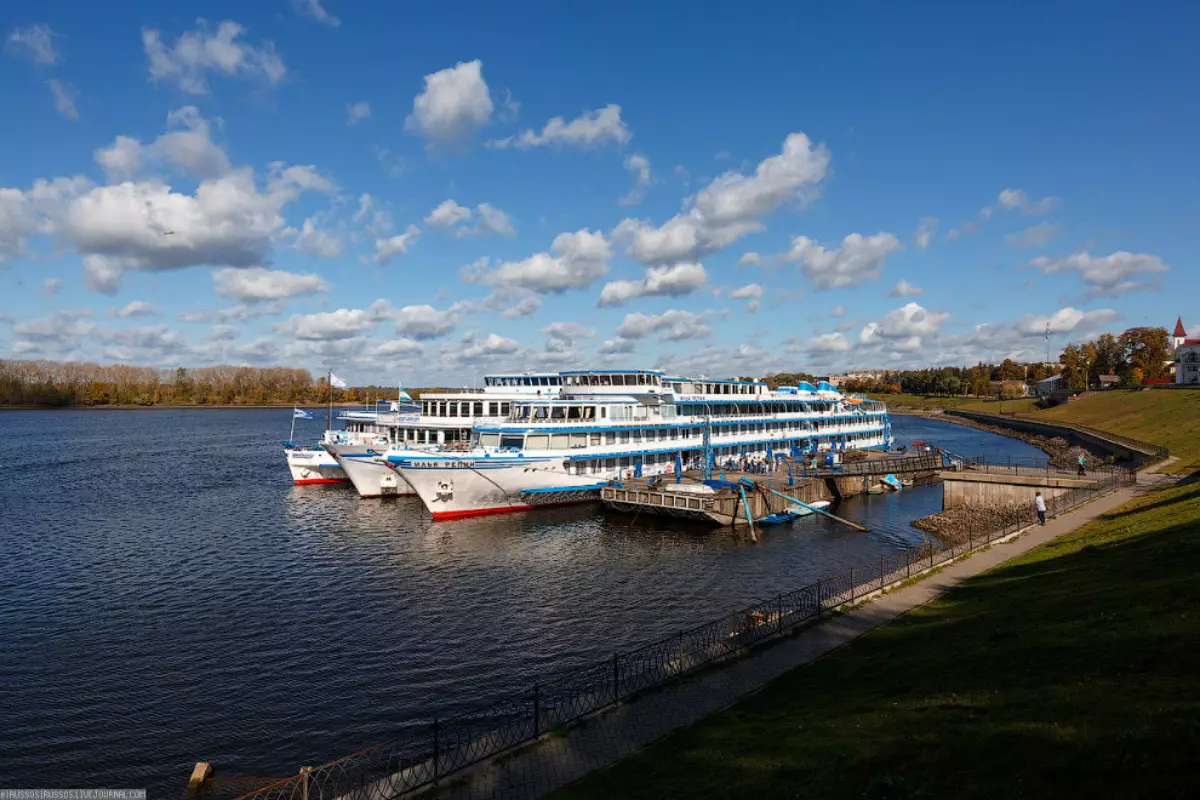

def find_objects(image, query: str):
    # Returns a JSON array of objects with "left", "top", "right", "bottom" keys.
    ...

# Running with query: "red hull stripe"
[
  {"left": 430, "top": 498, "right": 591, "bottom": 521},
  {"left": 293, "top": 477, "right": 348, "bottom": 485}
]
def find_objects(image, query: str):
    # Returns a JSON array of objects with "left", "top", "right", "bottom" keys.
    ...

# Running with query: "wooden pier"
[{"left": 601, "top": 452, "right": 945, "bottom": 527}]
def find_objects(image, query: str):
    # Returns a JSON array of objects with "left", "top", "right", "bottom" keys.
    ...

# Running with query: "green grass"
[
  {"left": 1029, "top": 389, "right": 1200, "bottom": 474},
  {"left": 552, "top": 481, "right": 1200, "bottom": 800},
  {"left": 878, "top": 393, "right": 1042, "bottom": 414}
]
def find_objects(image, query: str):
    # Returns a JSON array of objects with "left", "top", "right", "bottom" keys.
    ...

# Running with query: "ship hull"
[
  {"left": 286, "top": 448, "right": 348, "bottom": 485},
  {"left": 324, "top": 442, "right": 415, "bottom": 497}
]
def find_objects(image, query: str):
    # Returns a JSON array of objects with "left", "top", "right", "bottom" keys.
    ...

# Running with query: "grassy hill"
[
  {"left": 553, "top": 480, "right": 1200, "bottom": 800},
  {"left": 1033, "top": 389, "right": 1199, "bottom": 474}
]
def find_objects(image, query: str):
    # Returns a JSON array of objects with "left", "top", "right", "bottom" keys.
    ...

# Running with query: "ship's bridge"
[{"left": 560, "top": 369, "right": 666, "bottom": 395}]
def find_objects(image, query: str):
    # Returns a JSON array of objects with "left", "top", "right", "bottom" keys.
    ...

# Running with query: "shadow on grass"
[{"left": 551, "top": 484, "right": 1200, "bottom": 800}]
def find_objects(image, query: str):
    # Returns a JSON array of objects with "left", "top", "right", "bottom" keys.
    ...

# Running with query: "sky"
[{"left": 2, "top": 1, "right": 1198, "bottom": 385}]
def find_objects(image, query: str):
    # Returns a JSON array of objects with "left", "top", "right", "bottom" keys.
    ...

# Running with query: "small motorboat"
[
  {"left": 881, "top": 473, "right": 903, "bottom": 491},
  {"left": 758, "top": 500, "right": 831, "bottom": 526}
]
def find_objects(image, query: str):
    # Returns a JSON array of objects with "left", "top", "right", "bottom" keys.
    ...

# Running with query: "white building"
[{"left": 1175, "top": 320, "right": 1200, "bottom": 385}]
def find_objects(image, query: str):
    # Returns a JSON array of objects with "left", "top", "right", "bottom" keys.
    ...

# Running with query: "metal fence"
[{"left": 230, "top": 469, "right": 1139, "bottom": 800}]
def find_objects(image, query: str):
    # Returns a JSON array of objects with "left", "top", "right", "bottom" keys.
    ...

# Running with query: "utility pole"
[{"left": 1045, "top": 323, "right": 1050, "bottom": 366}]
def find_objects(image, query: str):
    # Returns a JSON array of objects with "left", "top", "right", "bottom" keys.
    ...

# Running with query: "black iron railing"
[{"left": 230, "top": 469, "right": 1138, "bottom": 800}]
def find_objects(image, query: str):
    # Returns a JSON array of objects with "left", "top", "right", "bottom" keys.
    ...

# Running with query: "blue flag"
[{"left": 293, "top": 408, "right": 313, "bottom": 419}]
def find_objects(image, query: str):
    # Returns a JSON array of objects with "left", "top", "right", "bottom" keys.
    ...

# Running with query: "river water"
[{"left": 0, "top": 410, "right": 1043, "bottom": 793}]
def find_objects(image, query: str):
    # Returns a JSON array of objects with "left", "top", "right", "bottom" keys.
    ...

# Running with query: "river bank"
[{"left": 895, "top": 409, "right": 1104, "bottom": 469}]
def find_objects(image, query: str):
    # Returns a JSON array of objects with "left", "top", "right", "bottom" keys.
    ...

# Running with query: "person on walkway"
[
  {"left": 1077, "top": 453, "right": 1087, "bottom": 476},
  {"left": 1035, "top": 491, "right": 1046, "bottom": 525}
]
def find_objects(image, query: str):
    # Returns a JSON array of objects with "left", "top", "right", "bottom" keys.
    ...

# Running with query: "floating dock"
[{"left": 601, "top": 453, "right": 944, "bottom": 527}]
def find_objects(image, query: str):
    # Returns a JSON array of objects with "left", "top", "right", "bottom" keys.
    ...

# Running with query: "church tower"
[{"left": 1174, "top": 317, "right": 1188, "bottom": 350}]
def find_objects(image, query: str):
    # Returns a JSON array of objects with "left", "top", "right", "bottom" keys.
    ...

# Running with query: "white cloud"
[
  {"left": 6, "top": 24, "right": 61, "bottom": 65},
  {"left": 997, "top": 188, "right": 1060, "bottom": 215},
  {"left": 619, "top": 153, "right": 652, "bottom": 205},
  {"left": 1015, "top": 307, "right": 1120, "bottom": 335},
  {"left": 58, "top": 164, "right": 328, "bottom": 292},
  {"left": 392, "top": 304, "right": 459, "bottom": 340},
  {"left": 272, "top": 301, "right": 389, "bottom": 340},
  {"left": 599, "top": 337, "right": 636, "bottom": 355},
  {"left": 1025, "top": 250, "right": 1169, "bottom": 296},
  {"left": 461, "top": 332, "right": 520, "bottom": 359},
  {"left": 806, "top": 332, "right": 851, "bottom": 353},
  {"left": 372, "top": 225, "right": 421, "bottom": 263},
  {"left": 730, "top": 283, "right": 763, "bottom": 300},
  {"left": 113, "top": 300, "right": 161, "bottom": 318},
  {"left": 424, "top": 199, "right": 515, "bottom": 238},
  {"left": 213, "top": 266, "right": 329, "bottom": 302},
  {"left": 489, "top": 104, "right": 630, "bottom": 150},
  {"left": 345, "top": 101, "right": 371, "bottom": 125},
  {"left": 290, "top": 215, "right": 342, "bottom": 258},
  {"left": 1005, "top": 222, "right": 1058, "bottom": 248},
  {"left": 472, "top": 203, "right": 515, "bottom": 237},
  {"left": 294, "top": 0, "right": 341, "bottom": 27},
  {"left": 47, "top": 80, "right": 78, "bottom": 120},
  {"left": 95, "top": 106, "right": 231, "bottom": 181},
  {"left": 888, "top": 279, "right": 924, "bottom": 298},
  {"left": 43, "top": 278, "right": 62, "bottom": 296},
  {"left": 737, "top": 252, "right": 761, "bottom": 268},
  {"left": 998, "top": 189, "right": 1025, "bottom": 209},
  {"left": 541, "top": 321, "right": 596, "bottom": 352},
  {"left": 597, "top": 262, "right": 708, "bottom": 307},
  {"left": 469, "top": 229, "right": 610, "bottom": 294},
  {"left": 614, "top": 132, "right": 829, "bottom": 264},
  {"left": 616, "top": 309, "right": 712, "bottom": 341},
  {"left": 859, "top": 302, "right": 949, "bottom": 350},
  {"left": 500, "top": 295, "right": 541, "bottom": 320},
  {"left": 426, "top": 199, "right": 471, "bottom": 229},
  {"left": 787, "top": 232, "right": 902, "bottom": 290},
  {"left": 914, "top": 217, "right": 937, "bottom": 249},
  {"left": 405, "top": 59, "right": 493, "bottom": 142},
  {"left": 352, "top": 193, "right": 392, "bottom": 236},
  {"left": 142, "top": 20, "right": 286, "bottom": 95}
]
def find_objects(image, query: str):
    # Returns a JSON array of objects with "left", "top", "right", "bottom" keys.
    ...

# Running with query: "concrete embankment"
[{"left": 944, "top": 410, "right": 1154, "bottom": 468}]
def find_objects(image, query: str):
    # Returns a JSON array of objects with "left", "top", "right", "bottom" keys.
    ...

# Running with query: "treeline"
[{"left": 0, "top": 360, "right": 400, "bottom": 407}]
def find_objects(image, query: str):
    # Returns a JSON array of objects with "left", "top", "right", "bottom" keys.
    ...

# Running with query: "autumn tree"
[{"left": 1119, "top": 327, "right": 1170, "bottom": 380}]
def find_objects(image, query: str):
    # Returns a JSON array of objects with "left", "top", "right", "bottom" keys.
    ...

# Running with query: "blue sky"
[{"left": 2, "top": 1, "right": 1197, "bottom": 384}]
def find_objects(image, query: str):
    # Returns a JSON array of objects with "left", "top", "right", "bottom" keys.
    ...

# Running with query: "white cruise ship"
[
  {"left": 324, "top": 374, "right": 563, "bottom": 497},
  {"left": 384, "top": 370, "right": 892, "bottom": 520}
]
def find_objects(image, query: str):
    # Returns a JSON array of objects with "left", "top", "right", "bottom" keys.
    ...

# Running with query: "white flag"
[{"left": 330, "top": 373, "right": 347, "bottom": 389}]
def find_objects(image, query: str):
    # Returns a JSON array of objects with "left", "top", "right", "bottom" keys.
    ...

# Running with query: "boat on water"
[
  {"left": 286, "top": 432, "right": 350, "bottom": 485},
  {"left": 385, "top": 369, "right": 893, "bottom": 521},
  {"left": 326, "top": 374, "right": 562, "bottom": 497},
  {"left": 758, "top": 500, "right": 832, "bottom": 526}
]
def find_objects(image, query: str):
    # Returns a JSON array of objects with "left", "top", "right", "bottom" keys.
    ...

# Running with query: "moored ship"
[{"left": 386, "top": 370, "right": 892, "bottom": 520}]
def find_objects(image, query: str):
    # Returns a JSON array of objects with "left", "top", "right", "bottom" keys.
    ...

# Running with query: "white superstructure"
[
  {"left": 325, "top": 374, "right": 564, "bottom": 497},
  {"left": 385, "top": 370, "right": 892, "bottom": 520}
]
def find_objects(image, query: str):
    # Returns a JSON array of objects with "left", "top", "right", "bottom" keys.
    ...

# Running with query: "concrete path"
[{"left": 422, "top": 464, "right": 1176, "bottom": 800}]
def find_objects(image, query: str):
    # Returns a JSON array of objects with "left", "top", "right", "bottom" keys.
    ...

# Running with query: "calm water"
[{"left": 0, "top": 410, "right": 1042, "bottom": 793}]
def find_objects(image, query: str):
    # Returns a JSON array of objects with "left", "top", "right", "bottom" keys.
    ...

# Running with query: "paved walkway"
[{"left": 423, "top": 461, "right": 1177, "bottom": 800}]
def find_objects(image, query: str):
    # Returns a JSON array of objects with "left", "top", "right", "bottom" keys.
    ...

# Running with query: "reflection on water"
[{"left": 0, "top": 410, "right": 1044, "bottom": 792}]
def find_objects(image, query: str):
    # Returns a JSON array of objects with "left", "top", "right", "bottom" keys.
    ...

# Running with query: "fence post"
[
  {"left": 300, "top": 766, "right": 311, "bottom": 800},
  {"left": 906, "top": 548, "right": 911, "bottom": 578},
  {"left": 879, "top": 556, "right": 885, "bottom": 590},
  {"left": 432, "top": 718, "right": 440, "bottom": 780},
  {"left": 816, "top": 578, "right": 824, "bottom": 612},
  {"left": 777, "top": 593, "right": 784, "bottom": 633},
  {"left": 612, "top": 652, "right": 620, "bottom": 703},
  {"left": 849, "top": 567, "right": 855, "bottom": 599},
  {"left": 532, "top": 682, "right": 540, "bottom": 737}
]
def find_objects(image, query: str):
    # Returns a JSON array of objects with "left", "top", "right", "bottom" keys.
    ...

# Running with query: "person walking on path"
[
  {"left": 1035, "top": 491, "right": 1046, "bottom": 525},
  {"left": 1077, "top": 453, "right": 1087, "bottom": 476}
]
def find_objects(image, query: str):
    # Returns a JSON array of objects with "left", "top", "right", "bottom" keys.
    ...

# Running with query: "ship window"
[
  {"left": 527, "top": 435, "right": 550, "bottom": 450},
  {"left": 551, "top": 433, "right": 570, "bottom": 449},
  {"left": 501, "top": 403, "right": 511, "bottom": 415},
  {"left": 571, "top": 433, "right": 587, "bottom": 448},
  {"left": 600, "top": 374, "right": 612, "bottom": 386},
  {"left": 500, "top": 434, "right": 524, "bottom": 449},
  {"left": 448, "top": 402, "right": 458, "bottom": 417},
  {"left": 473, "top": 402, "right": 483, "bottom": 416},
  {"left": 590, "top": 433, "right": 601, "bottom": 446},
  {"left": 551, "top": 406, "right": 566, "bottom": 420}
]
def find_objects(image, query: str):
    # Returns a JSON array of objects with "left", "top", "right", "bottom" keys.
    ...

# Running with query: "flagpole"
[
  {"left": 327, "top": 368, "right": 333, "bottom": 432},
  {"left": 289, "top": 409, "right": 296, "bottom": 445}
]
